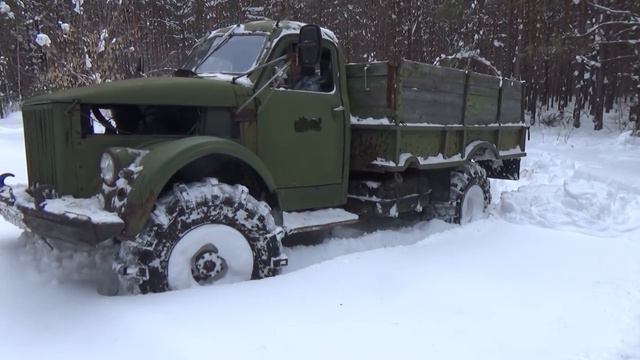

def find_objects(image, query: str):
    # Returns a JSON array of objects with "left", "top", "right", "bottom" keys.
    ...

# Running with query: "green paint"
[{"left": 120, "top": 136, "right": 278, "bottom": 236}]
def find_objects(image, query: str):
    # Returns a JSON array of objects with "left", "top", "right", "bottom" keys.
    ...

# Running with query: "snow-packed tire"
[
  {"left": 431, "top": 161, "right": 491, "bottom": 224},
  {"left": 115, "top": 178, "right": 286, "bottom": 294}
]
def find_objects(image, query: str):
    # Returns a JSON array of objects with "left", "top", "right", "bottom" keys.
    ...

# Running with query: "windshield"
[{"left": 182, "top": 35, "right": 266, "bottom": 74}]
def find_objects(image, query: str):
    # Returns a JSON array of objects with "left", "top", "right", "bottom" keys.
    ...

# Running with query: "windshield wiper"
[
  {"left": 194, "top": 24, "right": 239, "bottom": 71},
  {"left": 236, "top": 61, "right": 292, "bottom": 113}
]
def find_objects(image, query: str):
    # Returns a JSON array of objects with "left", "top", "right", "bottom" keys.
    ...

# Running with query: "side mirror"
[{"left": 298, "top": 24, "right": 322, "bottom": 68}]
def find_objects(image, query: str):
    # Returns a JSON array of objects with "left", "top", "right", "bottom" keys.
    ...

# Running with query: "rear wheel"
[
  {"left": 115, "top": 178, "right": 286, "bottom": 294},
  {"left": 432, "top": 161, "right": 491, "bottom": 224}
]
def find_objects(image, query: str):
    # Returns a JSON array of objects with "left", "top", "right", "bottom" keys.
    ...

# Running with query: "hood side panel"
[{"left": 25, "top": 77, "right": 243, "bottom": 108}]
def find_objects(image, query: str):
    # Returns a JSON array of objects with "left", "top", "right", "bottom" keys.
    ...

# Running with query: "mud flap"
[
  {"left": 271, "top": 254, "right": 289, "bottom": 268},
  {"left": 482, "top": 158, "right": 521, "bottom": 180}
]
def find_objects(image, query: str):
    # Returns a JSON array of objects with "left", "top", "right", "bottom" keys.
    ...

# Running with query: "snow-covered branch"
[
  {"left": 577, "top": 21, "right": 640, "bottom": 37},
  {"left": 147, "top": 18, "right": 182, "bottom": 30},
  {"left": 575, "top": 55, "right": 601, "bottom": 68},
  {"left": 0, "top": 1, "right": 14, "bottom": 19},
  {"left": 596, "top": 39, "right": 640, "bottom": 46},
  {"left": 589, "top": 1, "right": 640, "bottom": 19},
  {"left": 433, "top": 50, "right": 502, "bottom": 77}
]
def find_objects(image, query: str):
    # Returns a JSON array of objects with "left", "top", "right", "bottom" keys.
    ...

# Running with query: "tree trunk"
[
  {"left": 593, "top": 70, "right": 605, "bottom": 130},
  {"left": 631, "top": 81, "right": 640, "bottom": 133},
  {"left": 631, "top": 52, "right": 640, "bottom": 133},
  {"left": 15, "top": 38, "right": 21, "bottom": 101},
  {"left": 573, "top": 92, "right": 582, "bottom": 128},
  {"left": 633, "top": 101, "right": 640, "bottom": 133},
  {"left": 592, "top": 46, "right": 605, "bottom": 131}
]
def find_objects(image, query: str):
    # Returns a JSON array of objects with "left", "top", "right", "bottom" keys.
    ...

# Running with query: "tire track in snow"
[
  {"left": 494, "top": 132, "right": 640, "bottom": 237},
  {"left": 10, "top": 219, "right": 457, "bottom": 288},
  {"left": 283, "top": 219, "right": 455, "bottom": 273}
]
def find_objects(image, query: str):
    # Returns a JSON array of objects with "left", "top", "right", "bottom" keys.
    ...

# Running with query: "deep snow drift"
[{"left": 1, "top": 112, "right": 640, "bottom": 359}]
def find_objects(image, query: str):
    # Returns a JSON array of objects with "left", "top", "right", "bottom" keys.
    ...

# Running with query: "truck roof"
[{"left": 210, "top": 20, "right": 339, "bottom": 44}]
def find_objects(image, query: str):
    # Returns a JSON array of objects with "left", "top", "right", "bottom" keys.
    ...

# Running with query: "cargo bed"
[{"left": 346, "top": 60, "right": 527, "bottom": 173}]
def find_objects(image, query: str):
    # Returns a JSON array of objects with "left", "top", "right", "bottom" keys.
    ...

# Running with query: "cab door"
[{"left": 257, "top": 39, "right": 345, "bottom": 191}]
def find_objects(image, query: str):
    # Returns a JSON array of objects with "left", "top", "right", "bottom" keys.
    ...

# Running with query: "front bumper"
[{"left": 0, "top": 180, "right": 124, "bottom": 246}]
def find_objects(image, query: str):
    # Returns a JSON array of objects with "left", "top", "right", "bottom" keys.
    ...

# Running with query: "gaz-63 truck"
[{"left": 0, "top": 21, "right": 526, "bottom": 293}]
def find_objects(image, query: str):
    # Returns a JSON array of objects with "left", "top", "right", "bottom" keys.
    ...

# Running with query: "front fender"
[{"left": 119, "top": 136, "right": 277, "bottom": 238}]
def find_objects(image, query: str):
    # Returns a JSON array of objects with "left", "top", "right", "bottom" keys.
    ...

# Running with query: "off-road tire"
[
  {"left": 116, "top": 178, "right": 285, "bottom": 294},
  {"left": 431, "top": 161, "right": 491, "bottom": 224}
]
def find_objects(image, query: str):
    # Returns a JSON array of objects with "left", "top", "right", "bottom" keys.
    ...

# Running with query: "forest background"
[{"left": 0, "top": 0, "right": 638, "bottom": 130}]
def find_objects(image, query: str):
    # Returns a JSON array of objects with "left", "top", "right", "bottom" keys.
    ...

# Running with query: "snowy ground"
[{"left": 1, "top": 112, "right": 640, "bottom": 359}]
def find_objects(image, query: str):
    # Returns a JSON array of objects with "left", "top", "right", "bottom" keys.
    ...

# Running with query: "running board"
[{"left": 283, "top": 209, "right": 359, "bottom": 234}]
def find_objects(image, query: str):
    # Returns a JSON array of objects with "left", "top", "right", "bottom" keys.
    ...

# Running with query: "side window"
[{"left": 273, "top": 44, "right": 335, "bottom": 93}]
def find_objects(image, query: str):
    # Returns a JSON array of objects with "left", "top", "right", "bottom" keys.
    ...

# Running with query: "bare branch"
[
  {"left": 611, "top": 27, "right": 639, "bottom": 38},
  {"left": 599, "top": 55, "right": 638, "bottom": 62}
]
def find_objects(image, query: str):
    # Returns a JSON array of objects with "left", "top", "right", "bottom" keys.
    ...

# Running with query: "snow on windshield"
[{"left": 183, "top": 35, "right": 265, "bottom": 74}]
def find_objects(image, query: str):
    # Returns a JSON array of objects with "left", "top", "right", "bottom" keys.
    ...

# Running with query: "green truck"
[{"left": 0, "top": 20, "right": 526, "bottom": 293}]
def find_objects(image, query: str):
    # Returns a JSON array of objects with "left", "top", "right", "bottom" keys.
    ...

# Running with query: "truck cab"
[{"left": 251, "top": 24, "right": 350, "bottom": 211}]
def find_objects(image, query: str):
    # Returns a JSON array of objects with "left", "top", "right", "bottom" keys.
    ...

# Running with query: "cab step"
[{"left": 283, "top": 208, "right": 359, "bottom": 234}]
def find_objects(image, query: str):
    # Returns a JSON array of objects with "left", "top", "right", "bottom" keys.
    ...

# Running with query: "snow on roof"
[{"left": 207, "top": 20, "right": 338, "bottom": 44}]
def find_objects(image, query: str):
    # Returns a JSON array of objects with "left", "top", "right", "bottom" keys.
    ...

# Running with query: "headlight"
[{"left": 100, "top": 152, "right": 117, "bottom": 185}]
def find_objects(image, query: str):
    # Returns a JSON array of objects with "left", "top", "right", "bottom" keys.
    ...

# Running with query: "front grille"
[{"left": 23, "top": 106, "right": 58, "bottom": 189}]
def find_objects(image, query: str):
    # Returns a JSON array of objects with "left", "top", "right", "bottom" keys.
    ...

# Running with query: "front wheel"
[{"left": 115, "top": 178, "right": 286, "bottom": 294}]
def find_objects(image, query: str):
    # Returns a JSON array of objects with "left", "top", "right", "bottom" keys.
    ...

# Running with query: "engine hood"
[{"left": 24, "top": 76, "right": 253, "bottom": 108}]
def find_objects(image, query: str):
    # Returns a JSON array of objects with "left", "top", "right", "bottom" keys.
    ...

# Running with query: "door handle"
[{"left": 333, "top": 106, "right": 344, "bottom": 112}]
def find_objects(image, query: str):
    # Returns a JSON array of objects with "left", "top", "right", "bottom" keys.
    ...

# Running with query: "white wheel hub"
[
  {"left": 167, "top": 224, "right": 254, "bottom": 290},
  {"left": 460, "top": 184, "right": 486, "bottom": 224}
]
